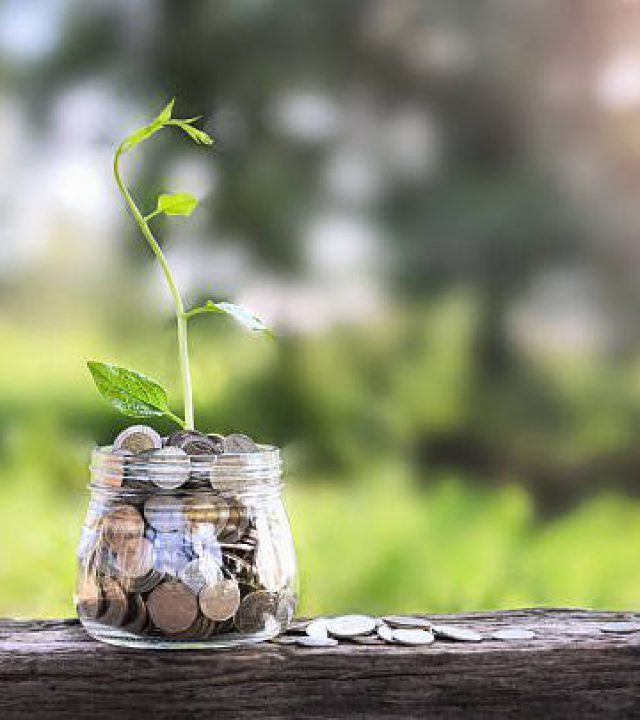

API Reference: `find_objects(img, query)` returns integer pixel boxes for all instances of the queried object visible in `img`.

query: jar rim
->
[91,443,280,466]
[89,443,282,495]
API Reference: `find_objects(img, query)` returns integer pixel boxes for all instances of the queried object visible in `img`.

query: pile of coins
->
[271,615,538,647]
[76,425,295,644]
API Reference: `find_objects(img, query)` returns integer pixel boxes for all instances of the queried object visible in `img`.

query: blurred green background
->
[1,0,640,617]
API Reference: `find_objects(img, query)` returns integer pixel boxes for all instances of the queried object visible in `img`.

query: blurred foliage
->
[1,0,640,615]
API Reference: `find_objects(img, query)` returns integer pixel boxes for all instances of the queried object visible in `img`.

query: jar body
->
[75,446,296,649]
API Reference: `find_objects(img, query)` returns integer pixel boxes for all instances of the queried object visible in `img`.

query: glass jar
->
[75,444,296,649]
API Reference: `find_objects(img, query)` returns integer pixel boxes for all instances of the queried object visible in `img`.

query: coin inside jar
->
[113,537,154,578]
[199,579,241,621]
[101,505,145,545]
[234,590,278,634]
[143,495,186,533]
[113,425,162,454]
[147,580,199,635]
[142,446,190,489]
[183,494,230,531]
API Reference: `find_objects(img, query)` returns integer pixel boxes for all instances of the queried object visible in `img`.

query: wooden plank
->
[0,610,639,718]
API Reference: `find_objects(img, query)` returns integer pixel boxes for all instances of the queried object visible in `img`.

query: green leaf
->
[87,361,183,424]
[154,98,175,124]
[157,192,199,217]
[169,120,214,145]
[186,301,273,337]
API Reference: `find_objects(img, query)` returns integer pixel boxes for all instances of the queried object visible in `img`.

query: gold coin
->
[147,581,199,635]
[199,579,241,622]
[101,505,144,546]
[183,494,230,531]
[113,425,162,454]
[114,537,154,578]
[99,578,128,627]
[75,572,103,620]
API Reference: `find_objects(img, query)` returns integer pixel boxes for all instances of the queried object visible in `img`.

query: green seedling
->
[88,99,271,429]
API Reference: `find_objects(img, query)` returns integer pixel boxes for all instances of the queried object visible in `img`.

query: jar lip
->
[92,443,280,466]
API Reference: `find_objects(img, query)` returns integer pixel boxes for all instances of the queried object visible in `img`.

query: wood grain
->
[1,609,639,718]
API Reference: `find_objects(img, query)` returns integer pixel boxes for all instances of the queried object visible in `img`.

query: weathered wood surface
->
[0,609,639,718]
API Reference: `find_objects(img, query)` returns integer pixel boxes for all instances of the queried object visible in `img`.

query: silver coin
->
[382,615,432,630]
[326,615,377,638]
[143,496,185,533]
[270,635,299,645]
[377,624,395,643]
[113,425,162,455]
[142,447,190,489]
[223,433,259,453]
[297,636,339,648]
[348,635,385,645]
[306,618,329,639]
[433,624,483,642]
[168,430,221,456]
[391,628,435,646]
[600,622,640,634]
[492,628,536,641]
[179,559,223,594]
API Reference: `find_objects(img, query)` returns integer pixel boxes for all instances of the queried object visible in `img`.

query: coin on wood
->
[433,624,483,642]
[391,628,435,646]
[199,579,242,622]
[114,425,162,454]
[492,628,536,641]
[326,615,377,638]
[147,580,199,635]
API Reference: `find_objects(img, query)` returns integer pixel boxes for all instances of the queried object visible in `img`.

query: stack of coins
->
[75,425,296,643]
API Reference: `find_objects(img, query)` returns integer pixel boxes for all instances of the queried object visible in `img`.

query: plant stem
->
[113,144,195,430]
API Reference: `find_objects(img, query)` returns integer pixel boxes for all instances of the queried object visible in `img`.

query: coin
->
[101,505,144,545]
[433,624,483,642]
[326,615,377,638]
[270,635,299,645]
[123,568,164,594]
[167,430,221,456]
[114,537,154,578]
[297,636,338,648]
[122,594,148,635]
[377,624,395,643]
[144,496,185,533]
[142,447,190,489]
[184,494,230,532]
[391,628,435,646]
[223,433,259,453]
[306,618,330,639]
[207,433,225,453]
[234,590,278,633]
[179,559,222,595]
[153,533,190,575]
[492,628,536,641]
[147,580,199,635]
[383,615,432,630]
[348,635,385,645]
[75,573,103,620]
[99,578,129,627]
[599,622,640,634]
[114,425,162,454]
[100,449,132,488]
[199,579,241,621]
[218,498,250,542]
